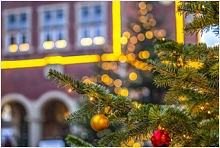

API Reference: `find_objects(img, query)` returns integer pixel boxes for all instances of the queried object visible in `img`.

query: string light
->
[90,96,95,101]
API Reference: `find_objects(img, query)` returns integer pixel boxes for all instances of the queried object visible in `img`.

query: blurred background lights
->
[19,43,29,51]
[55,40,67,48]
[127,44,136,52]
[80,38,92,46]
[129,72,138,81]
[137,33,145,41]
[120,36,128,45]
[145,31,153,39]
[139,51,150,59]
[139,16,147,23]
[126,53,136,62]
[129,36,138,44]
[93,36,105,45]
[159,1,172,6]
[138,2,146,9]
[114,79,122,87]
[133,24,141,33]
[43,41,54,50]
[119,55,127,63]
[8,44,18,52]
[146,3,153,11]
[120,88,129,96]
[122,31,131,39]
[139,9,147,15]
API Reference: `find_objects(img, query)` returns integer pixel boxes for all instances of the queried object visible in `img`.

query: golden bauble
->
[90,114,109,132]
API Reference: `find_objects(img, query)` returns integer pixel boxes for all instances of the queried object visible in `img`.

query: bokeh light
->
[127,44,136,52]
[145,31,153,39]
[123,31,131,39]
[129,72,138,81]
[93,36,105,45]
[129,36,138,44]
[137,33,145,41]
[55,40,67,48]
[120,36,128,45]
[138,2,147,9]
[80,38,92,46]
[43,41,54,49]
[19,43,29,51]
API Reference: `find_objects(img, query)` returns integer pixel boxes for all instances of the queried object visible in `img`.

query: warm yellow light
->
[139,9,147,15]
[133,142,141,147]
[102,62,110,70]
[112,1,121,56]
[119,55,127,63]
[114,87,121,95]
[19,43,29,51]
[186,61,203,69]
[80,38,92,46]
[120,36,128,45]
[109,62,117,70]
[200,106,204,110]
[93,36,105,45]
[145,31,153,39]
[139,16,147,23]
[129,72,138,81]
[138,2,146,9]
[55,40,67,48]
[143,23,150,29]
[122,31,131,39]
[68,88,72,92]
[175,1,184,43]
[101,74,110,83]
[127,44,135,52]
[133,25,141,33]
[149,18,156,26]
[146,3,153,11]
[139,51,150,59]
[90,96,95,101]
[114,79,122,87]
[126,53,136,62]
[8,44,18,52]
[137,33,145,41]
[120,88,129,96]
[43,41,54,50]
[129,36,138,44]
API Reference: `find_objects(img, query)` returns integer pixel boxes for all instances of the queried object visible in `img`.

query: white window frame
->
[2,7,32,56]
[74,1,108,49]
[37,3,69,52]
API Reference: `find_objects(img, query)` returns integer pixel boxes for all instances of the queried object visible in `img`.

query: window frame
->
[2,7,32,56]
[74,1,108,49]
[37,3,69,52]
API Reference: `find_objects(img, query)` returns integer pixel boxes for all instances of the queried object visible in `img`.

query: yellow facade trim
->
[175,1,184,44]
[1,1,121,69]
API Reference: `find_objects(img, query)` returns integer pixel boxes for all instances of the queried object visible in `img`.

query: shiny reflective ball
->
[90,114,109,132]
[151,130,171,147]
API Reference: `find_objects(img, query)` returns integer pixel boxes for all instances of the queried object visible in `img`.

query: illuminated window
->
[3,7,31,55]
[75,2,107,47]
[38,3,69,51]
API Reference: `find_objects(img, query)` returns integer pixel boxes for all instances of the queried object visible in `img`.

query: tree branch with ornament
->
[47,1,218,147]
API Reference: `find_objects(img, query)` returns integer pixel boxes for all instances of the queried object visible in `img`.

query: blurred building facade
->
[1,1,197,147]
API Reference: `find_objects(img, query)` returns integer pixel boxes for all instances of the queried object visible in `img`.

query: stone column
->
[27,116,43,147]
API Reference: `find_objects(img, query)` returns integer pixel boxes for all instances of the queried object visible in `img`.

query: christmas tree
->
[48,1,219,147]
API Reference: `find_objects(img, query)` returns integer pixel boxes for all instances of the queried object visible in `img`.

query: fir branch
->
[65,135,93,147]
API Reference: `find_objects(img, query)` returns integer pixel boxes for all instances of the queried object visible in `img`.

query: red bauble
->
[151,130,171,147]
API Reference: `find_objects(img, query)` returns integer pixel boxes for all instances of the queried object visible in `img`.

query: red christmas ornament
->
[151,130,171,147]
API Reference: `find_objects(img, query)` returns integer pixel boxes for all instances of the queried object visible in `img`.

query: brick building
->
[1,1,197,146]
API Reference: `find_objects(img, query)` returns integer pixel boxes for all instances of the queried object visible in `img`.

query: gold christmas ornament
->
[90,114,109,132]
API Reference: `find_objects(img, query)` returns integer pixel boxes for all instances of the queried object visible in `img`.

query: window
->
[3,7,32,55]
[38,3,69,51]
[75,2,107,48]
